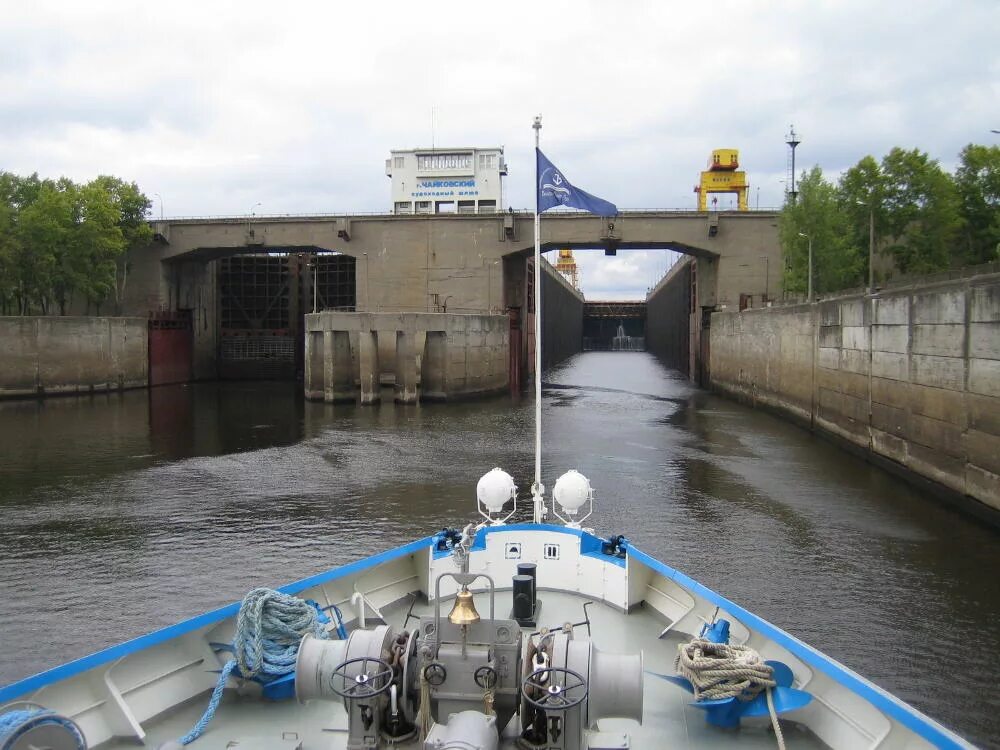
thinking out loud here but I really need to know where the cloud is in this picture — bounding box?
[2,0,997,294]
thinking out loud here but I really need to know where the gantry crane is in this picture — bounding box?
[694,148,749,211]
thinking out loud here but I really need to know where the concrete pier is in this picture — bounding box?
[305,312,509,403]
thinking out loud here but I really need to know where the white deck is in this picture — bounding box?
[101,591,823,750]
[3,525,969,750]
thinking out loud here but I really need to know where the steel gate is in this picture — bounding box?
[218,253,355,380]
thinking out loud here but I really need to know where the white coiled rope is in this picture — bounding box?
[676,638,785,749]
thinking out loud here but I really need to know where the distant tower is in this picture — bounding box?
[785,125,800,205]
[555,249,580,289]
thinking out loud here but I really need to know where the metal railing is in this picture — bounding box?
[150,207,782,222]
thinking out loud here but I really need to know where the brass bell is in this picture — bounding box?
[448,587,481,626]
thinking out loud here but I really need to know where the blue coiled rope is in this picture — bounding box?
[177,587,329,745]
[0,708,86,750]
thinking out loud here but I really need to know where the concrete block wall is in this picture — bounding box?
[0,317,148,398]
[647,257,693,376]
[709,274,1000,513]
[541,258,584,370]
[304,312,508,403]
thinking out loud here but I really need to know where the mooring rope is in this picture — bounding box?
[676,638,785,749]
[176,587,329,745]
[0,708,86,750]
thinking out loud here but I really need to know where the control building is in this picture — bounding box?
[386,147,507,215]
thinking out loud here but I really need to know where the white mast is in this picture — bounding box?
[531,115,546,524]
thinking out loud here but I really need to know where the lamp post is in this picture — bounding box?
[856,199,875,293]
[248,201,262,238]
[153,193,164,220]
[313,258,319,313]
[798,232,813,302]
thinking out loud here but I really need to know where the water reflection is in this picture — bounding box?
[0,355,998,746]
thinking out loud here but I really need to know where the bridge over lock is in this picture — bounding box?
[121,210,780,396]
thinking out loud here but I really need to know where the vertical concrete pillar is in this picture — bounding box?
[304,331,324,400]
[395,331,419,404]
[359,330,380,405]
[324,330,355,402]
[422,331,447,400]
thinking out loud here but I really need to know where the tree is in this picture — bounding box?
[76,181,127,312]
[780,166,864,297]
[838,155,890,286]
[90,176,152,312]
[954,143,1000,265]
[879,147,962,274]
[16,180,73,314]
[1,172,151,315]
[0,174,20,314]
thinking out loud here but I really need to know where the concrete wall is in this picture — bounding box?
[709,274,1000,513]
[304,312,508,403]
[541,257,584,369]
[0,317,147,398]
[647,257,693,376]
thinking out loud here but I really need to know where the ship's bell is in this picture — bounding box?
[448,587,481,626]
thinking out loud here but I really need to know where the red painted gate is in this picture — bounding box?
[149,311,193,386]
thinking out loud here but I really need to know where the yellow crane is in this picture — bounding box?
[694,148,749,211]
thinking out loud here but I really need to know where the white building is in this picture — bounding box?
[386,147,507,215]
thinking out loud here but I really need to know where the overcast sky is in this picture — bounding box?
[2,1,997,299]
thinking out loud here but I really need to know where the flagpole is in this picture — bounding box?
[532,114,545,524]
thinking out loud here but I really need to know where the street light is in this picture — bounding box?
[798,232,813,302]
[153,193,164,220]
[247,202,262,239]
[856,199,875,293]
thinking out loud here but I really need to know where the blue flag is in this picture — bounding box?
[537,148,618,216]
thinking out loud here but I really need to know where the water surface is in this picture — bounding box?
[1,352,997,747]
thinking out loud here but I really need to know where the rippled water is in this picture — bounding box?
[1,352,998,747]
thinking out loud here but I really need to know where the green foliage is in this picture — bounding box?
[954,144,1000,264]
[780,167,863,296]
[0,170,151,315]
[782,143,997,297]
[879,147,962,274]
[837,155,888,285]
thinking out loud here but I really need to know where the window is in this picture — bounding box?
[415,201,432,214]
[395,201,412,214]
[478,154,496,170]
[417,153,472,171]
[393,156,405,169]
[478,200,497,213]
[458,200,476,214]
[435,201,456,213]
